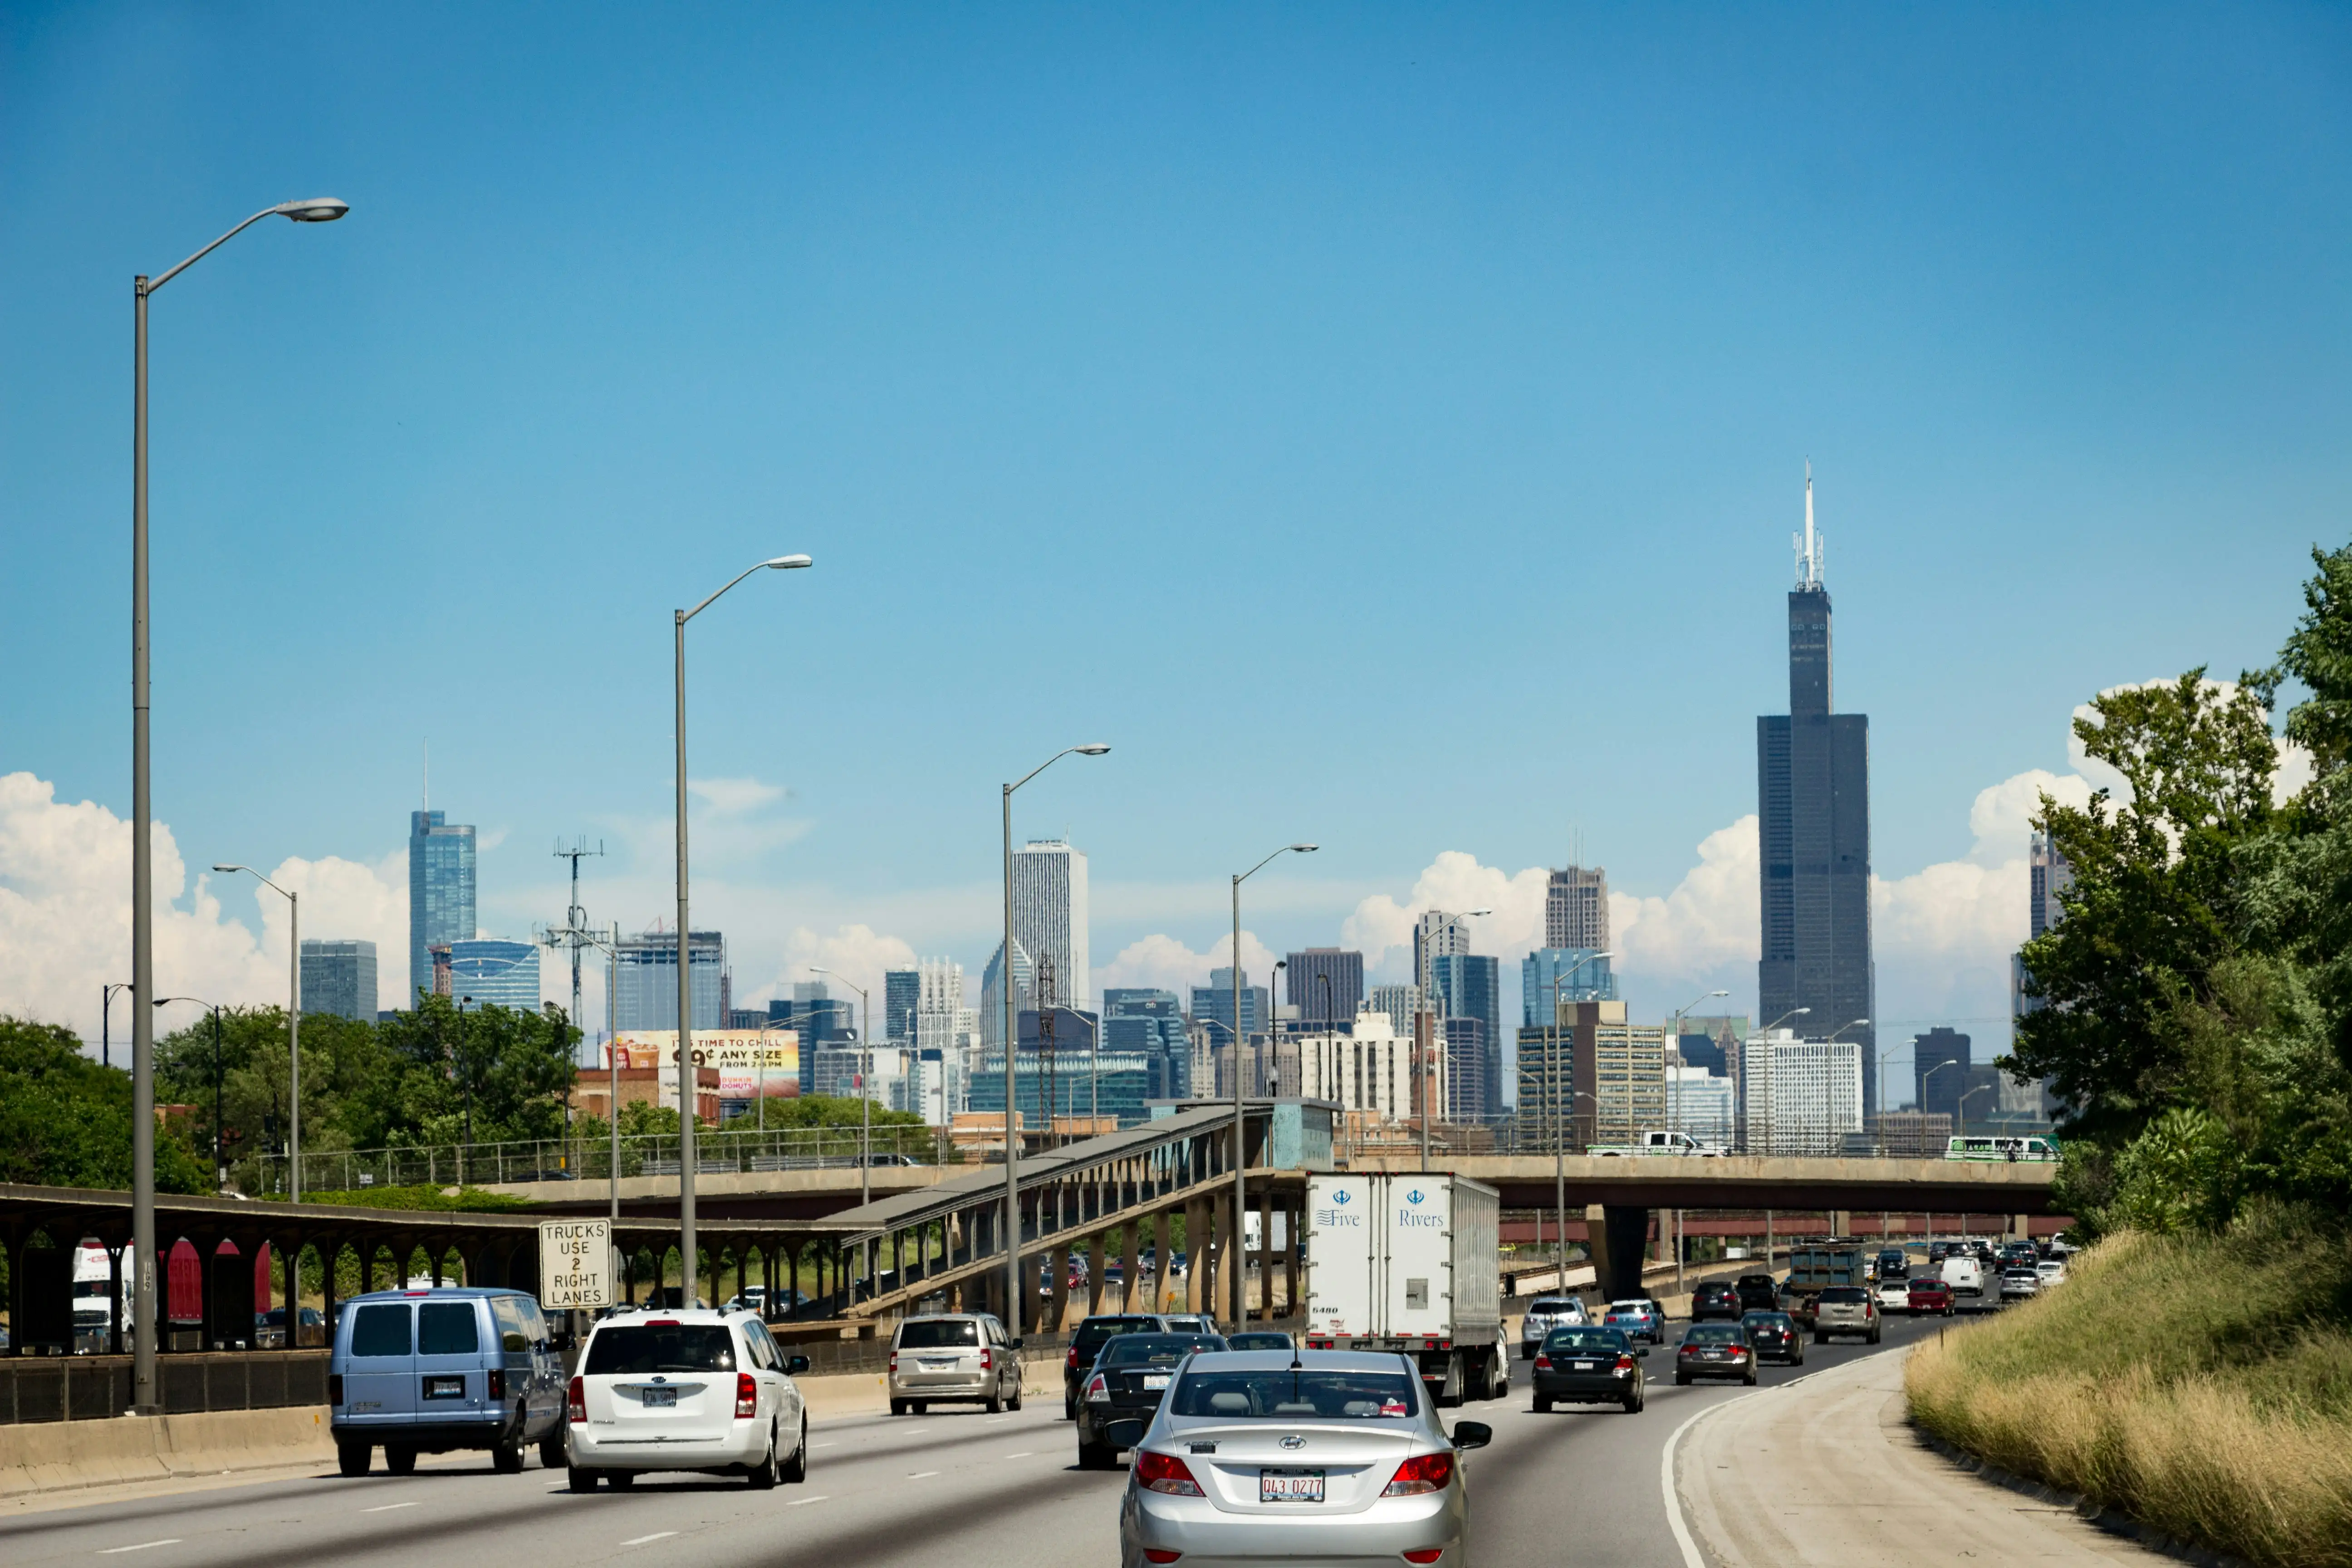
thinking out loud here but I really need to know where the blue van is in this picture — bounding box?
[329,1287,568,1476]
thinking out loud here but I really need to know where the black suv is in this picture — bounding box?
[1734,1273,1781,1313]
[1061,1314,1166,1418]
[1690,1281,1743,1321]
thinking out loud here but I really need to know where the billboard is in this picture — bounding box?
[608,1029,799,1099]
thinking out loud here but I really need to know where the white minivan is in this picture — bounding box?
[565,1310,811,1491]
[1939,1256,1984,1304]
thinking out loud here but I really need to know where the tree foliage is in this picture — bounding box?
[2019,542,2352,1233]
[0,1018,206,1192]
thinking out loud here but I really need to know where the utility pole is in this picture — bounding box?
[553,839,604,1165]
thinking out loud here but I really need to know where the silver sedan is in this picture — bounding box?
[1118,1350,1491,1568]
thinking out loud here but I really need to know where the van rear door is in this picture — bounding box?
[341,1302,416,1430]
[416,1298,488,1424]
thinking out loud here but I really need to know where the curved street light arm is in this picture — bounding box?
[144,208,280,295]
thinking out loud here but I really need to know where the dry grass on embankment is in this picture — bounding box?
[1905,1214,2352,1568]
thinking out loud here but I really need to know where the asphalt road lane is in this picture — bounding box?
[0,1309,1960,1568]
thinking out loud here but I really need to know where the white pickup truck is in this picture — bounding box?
[1591,1129,1728,1157]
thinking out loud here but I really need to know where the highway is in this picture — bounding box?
[0,1313,1953,1568]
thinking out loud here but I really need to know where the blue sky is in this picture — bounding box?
[5,5,2350,1074]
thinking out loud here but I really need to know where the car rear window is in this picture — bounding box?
[1684,1324,1744,1344]
[586,1324,737,1374]
[1102,1334,1223,1366]
[1607,1301,1649,1313]
[349,1303,410,1357]
[418,1302,480,1356]
[1543,1328,1630,1353]
[1527,1298,1572,1314]
[1074,1316,1160,1348]
[898,1319,981,1349]
[1819,1287,1867,1303]
[1171,1369,1417,1419]
[1741,1313,1792,1329]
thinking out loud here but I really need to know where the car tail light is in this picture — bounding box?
[980,1348,994,1371]
[1143,1553,1183,1564]
[1614,1354,1635,1372]
[1403,1552,1446,1565]
[1533,1355,1551,1371]
[645,1318,680,1327]
[568,1376,585,1423]
[1067,1346,1081,1369]
[1384,1452,1455,1496]
[736,1372,758,1418]
[488,1368,505,1401]
[1085,1373,1111,1403]
[1135,1451,1204,1496]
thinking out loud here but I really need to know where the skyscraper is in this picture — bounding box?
[980,937,1033,1049]
[1286,949,1364,1030]
[1012,838,1090,1009]
[408,809,475,1004]
[885,968,921,1043]
[1191,967,1266,1048]
[448,938,542,1013]
[1413,911,1477,993]
[1429,953,1502,1119]
[1522,949,1617,1027]
[301,939,377,1022]
[612,927,726,1032]
[1757,470,1877,1116]
[1544,867,1609,952]
[1104,989,1191,1101]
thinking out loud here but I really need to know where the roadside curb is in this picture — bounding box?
[1905,1421,2252,1568]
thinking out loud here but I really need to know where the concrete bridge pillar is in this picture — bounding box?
[1591,1205,1650,1303]
[1118,1222,1141,1316]
[1048,1243,1070,1332]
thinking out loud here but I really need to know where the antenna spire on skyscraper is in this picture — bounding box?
[1793,462,1824,590]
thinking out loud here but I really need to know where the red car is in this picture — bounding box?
[1907,1277,1955,1317]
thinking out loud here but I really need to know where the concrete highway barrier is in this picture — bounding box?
[0,1406,336,1500]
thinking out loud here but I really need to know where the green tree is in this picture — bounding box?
[0,1018,206,1192]
[361,994,577,1148]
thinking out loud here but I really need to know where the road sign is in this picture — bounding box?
[539,1218,612,1308]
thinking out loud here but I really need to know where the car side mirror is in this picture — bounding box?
[1636,1348,1648,1359]
[1450,1421,1493,1451]
[1010,1338,1024,1350]
[785,1354,810,1375]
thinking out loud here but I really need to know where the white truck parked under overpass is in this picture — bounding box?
[1300,1172,1509,1405]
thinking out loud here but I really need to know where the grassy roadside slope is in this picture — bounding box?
[1905,1212,2352,1568]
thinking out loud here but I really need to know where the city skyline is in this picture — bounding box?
[7,9,2342,1084]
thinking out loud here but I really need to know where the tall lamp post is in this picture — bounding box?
[1538,950,1614,1269]
[130,195,346,1416]
[1665,989,1728,1292]
[1823,1017,1870,1157]
[1230,843,1315,1326]
[214,865,300,1201]
[1001,745,1111,1337]
[673,553,812,1306]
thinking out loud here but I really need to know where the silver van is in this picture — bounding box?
[329,1287,568,1475]
[887,1313,1022,1414]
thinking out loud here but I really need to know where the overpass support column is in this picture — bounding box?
[1284,1200,1300,1319]
[1597,1206,1650,1303]
[1828,1210,1851,1239]
[1183,1200,1205,1313]
[1047,1243,1070,1332]
[1117,1222,1139,1315]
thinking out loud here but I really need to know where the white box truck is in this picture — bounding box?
[1300,1172,1508,1406]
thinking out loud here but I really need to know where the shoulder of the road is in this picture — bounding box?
[1671,1344,2203,1568]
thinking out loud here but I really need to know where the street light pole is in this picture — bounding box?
[1001,745,1111,1338]
[215,866,301,1201]
[102,981,131,1071]
[1231,843,1315,1326]
[673,554,812,1306]
[131,196,347,1416]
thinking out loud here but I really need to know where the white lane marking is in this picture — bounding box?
[98,1543,181,1555]
[362,1502,419,1514]
[1002,1451,1034,1459]
[811,1442,840,1449]
[1662,1394,1757,1568]
[621,1533,677,1547]
[785,1495,828,1506]
[908,1470,940,1478]
[986,1417,1012,1424]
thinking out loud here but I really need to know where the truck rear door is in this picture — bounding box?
[1306,1175,1377,1339]
[1385,1181,1452,1342]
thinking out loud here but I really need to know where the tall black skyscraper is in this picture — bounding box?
[1757,471,1877,1117]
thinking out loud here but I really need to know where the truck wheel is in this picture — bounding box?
[1078,1441,1116,1470]
[492,1439,524,1475]
[1533,1395,1552,1413]
[337,1443,371,1477]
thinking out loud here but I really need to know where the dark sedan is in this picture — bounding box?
[1690,1281,1743,1321]
[1739,1309,1803,1365]
[1062,1313,1166,1418]
[1531,1327,1646,1414]
[1076,1331,1225,1467]
[1673,1323,1757,1386]
[1734,1273,1781,1313]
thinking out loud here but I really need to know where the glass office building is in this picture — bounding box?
[301,939,377,1022]
[613,928,726,1032]
[408,810,476,1005]
[447,938,542,1014]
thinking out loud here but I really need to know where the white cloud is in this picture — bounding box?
[690,777,788,815]
[0,771,411,1046]
[1096,930,1279,999]
[1339,852,1549,985]
[743,924,920,1029]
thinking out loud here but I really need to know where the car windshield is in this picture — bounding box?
[1544,1328,1630,1353]
[585,1324,736,1374]
[1819,1287,1867,1303]
[1684,1324,1744,1345]
[1073,1317,1158,1348]
[1171,1368,1418,1419]
[1101,1334,1224,1367]
[898,1319,981,1349]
